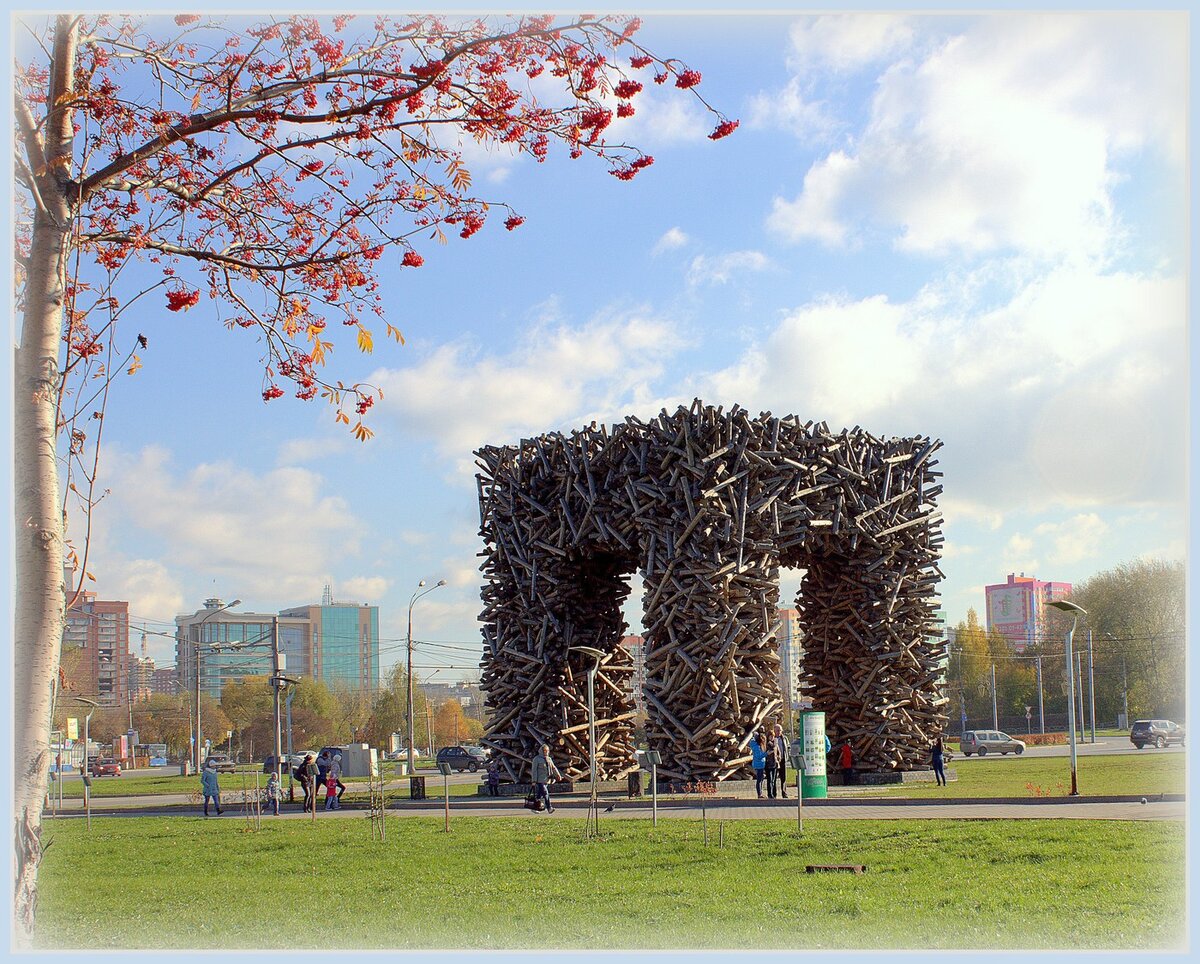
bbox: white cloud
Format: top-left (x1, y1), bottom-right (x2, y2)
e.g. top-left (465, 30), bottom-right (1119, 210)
top-left (653, 227), bottom-right (690, 255)
top-left (768, 14), bottom-right (1186, 260)
top-left (686, 250), bottom-right (771, 287)
top-left (1034, 513), bottom-right (1109, 566)
top-left (410, 597), bottom-right (483, 638)
top-left (787, 14), bottom-right (916, 72)
top-left (337, 576), bottom-right (390, 603)
top-left (276, 435), bottom-right (350, 466)
top-left (610, 87), bottom-right (710, 145)
top-left (748, 76), bottom-right (837, 141)
top-left (767, 151), bottom-right (856, 247)
top-left (100, 446), bottom-right (378, 608)
top-left (369, 307), bottom-right (688, 474)
top-left (939, 497), bottom-right (1005, 532)
top-left (940, 542), bottom-right (978, 561)
top-left (1001, 533), bottom-right (1039, 574)
top-left (110, 559), bottom-right (185, 625)
top-left (701, 264), bottom-right (1185, 516)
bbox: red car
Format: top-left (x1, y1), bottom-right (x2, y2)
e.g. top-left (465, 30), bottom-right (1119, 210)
top-left (91, 758), bottom-right (121, 777)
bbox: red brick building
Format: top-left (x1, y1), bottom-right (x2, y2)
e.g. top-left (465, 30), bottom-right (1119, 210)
top-left (63, 587), bottom-right (130, 706)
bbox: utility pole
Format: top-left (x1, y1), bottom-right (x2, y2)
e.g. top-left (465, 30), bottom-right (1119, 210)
top-left (990, 663), bottom-right (998, 730)
top-left (271, 616), bottom-right (284, 792)
top-left (427, 703), bottom-right (434, 757)
top-left (1077, 650), bottom-right (1085, 741)
top-left (1121, 654), bottom-right (1130, 729)
top-left (286, 684), bottom-right (296, 802)
top-left (195, 636), bottom-right (202, 772)
top-left (1036, 655), bottom-right (1045, 734)
top-left (1087, 630), bottom-right (1096, 743)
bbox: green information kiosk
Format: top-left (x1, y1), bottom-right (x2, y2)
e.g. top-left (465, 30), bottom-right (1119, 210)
top-left (800, 710), bottom-right (828, 799)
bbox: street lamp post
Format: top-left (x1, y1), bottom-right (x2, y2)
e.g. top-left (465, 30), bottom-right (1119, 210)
top-left (568, 645), bottom-right (605, 789)
top-left (990, 663), bottom-right (998, 730)
top-left (1048, 600), bottom-right (1087, 796)
top-left (73, 697), bottom-right (98, 830)
top-left (407, 580), bottom-right (446, 775)
top-left (193, 599), bottom-right (240, 771)
top-left (569, 645), bottom-right (605, 838)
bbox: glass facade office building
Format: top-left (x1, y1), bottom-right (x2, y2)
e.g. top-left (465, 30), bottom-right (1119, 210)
top-left (279, 602), bottom-right (380, 694)
top-left (177, 598), bottom-right (380, 699)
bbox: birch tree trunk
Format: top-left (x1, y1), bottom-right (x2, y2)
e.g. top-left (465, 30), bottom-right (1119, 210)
top-left (12, 15), bottom-right (77, 945)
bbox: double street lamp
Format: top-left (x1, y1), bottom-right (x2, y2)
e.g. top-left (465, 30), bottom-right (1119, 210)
top-left (567, 645), bottom-right (605, 790)
top-left (407, 579), bottom-right (446, 774)
top-left (1048, 599), bottom-right (1087, 796)
top-left (569, 645), bottom-right (606, 839)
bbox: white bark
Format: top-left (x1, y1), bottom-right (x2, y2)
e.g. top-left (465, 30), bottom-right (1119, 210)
top-left (12, 15), bottom-right (77, 946)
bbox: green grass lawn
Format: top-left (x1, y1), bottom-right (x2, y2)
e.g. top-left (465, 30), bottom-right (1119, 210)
top-left (51, 768), bottom-right (274, 799)
top-left (35, 815), bottom-right (1184, 950)
top-left (865, 751), bottom-right (1183, 799)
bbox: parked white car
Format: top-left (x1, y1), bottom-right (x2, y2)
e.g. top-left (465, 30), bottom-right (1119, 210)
top-left (960, 730), bottom-right (1025, 756)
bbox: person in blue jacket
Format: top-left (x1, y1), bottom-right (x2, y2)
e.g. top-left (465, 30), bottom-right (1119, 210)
top-left (750, 732), bottom-right (767, 799)
top-left (200, 762), bottom-right (222, 816)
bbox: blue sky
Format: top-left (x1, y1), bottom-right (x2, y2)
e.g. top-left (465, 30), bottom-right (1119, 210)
top-left (31, 9), bottom-right (1189, 680)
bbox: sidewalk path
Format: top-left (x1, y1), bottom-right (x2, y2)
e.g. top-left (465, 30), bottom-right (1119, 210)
top-left (46, 794), bottom-right (1184, 822)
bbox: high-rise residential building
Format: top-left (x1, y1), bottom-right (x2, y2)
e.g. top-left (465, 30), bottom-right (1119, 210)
top-left (176, 592), bottom-right (381, 700)
top-left (619, 635), bottom-right (647, 714)
top-left (150, 666), bottom-right (178, 696)
top-left (933, 607), bottom-right (950, 685)
top-left (772, 608), bottom-right (803, 710)
top-left (985, 573), bottom-right (1073, 652)
top-left (64, 577), bottom-right (130, 706)
top-left (128, 655), bottom-right (155, 702)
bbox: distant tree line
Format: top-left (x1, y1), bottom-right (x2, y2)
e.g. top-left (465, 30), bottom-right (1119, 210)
top-left (946, 558), bottom-right (1185, 727)
top-left (52, 662), bottom-right (484, 760)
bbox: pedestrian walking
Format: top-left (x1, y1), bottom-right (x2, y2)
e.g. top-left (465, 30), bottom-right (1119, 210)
top-left (764, 729), bottom-right (780, 798)
top-left (296, 753), bottom-right (317, 812)
top-left (316, 749), bottom-right (331, 795)
top-left (265, 772), bottom-right (281, 815)
top-left (200, 762), bottom-right (223, 816)
top-left (839, 741), bottom-right (855, 785)
top-left (773, 723), bottom-right (789, 799)
top-left (931, 736), bottom-right (947, 787)
top-left (486, 758), bottom-right (501, 797)
top-left (750, 732), bottom-right (767, 798)
top-left (330, 752), bottom-right (346, 802)
top-left (530, 744), bottom-right (562, 814)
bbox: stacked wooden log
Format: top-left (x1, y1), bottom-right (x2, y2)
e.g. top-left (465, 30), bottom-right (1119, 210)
top-left (476, 400), bottom-right (944, 783)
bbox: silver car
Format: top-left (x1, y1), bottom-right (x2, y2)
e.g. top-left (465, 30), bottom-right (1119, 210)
top-left (960, 730), bottom-right (1025, 756)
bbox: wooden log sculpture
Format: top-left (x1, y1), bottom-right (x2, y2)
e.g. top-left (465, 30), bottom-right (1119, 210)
top-left (476, 400), bottom-right (945, 783)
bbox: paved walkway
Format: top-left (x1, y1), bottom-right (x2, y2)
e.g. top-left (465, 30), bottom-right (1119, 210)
top-left (46, 793), bottom-right (1184, 822)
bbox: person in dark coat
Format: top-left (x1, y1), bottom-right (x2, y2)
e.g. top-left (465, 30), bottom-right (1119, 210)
top-left (931, 736), bottom-right (947, 787)
top-left (764, 730), bottom-right (780, 798)
top-left (296, 753), bottom-right (318, 812)
top-left (773, 723), bottom-right (790, 799)
top-left (316, 750), bottom-right (331, 796)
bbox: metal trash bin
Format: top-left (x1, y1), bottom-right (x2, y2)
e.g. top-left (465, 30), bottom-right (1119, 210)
top-left (409, 775), bottom-right (426, 800)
